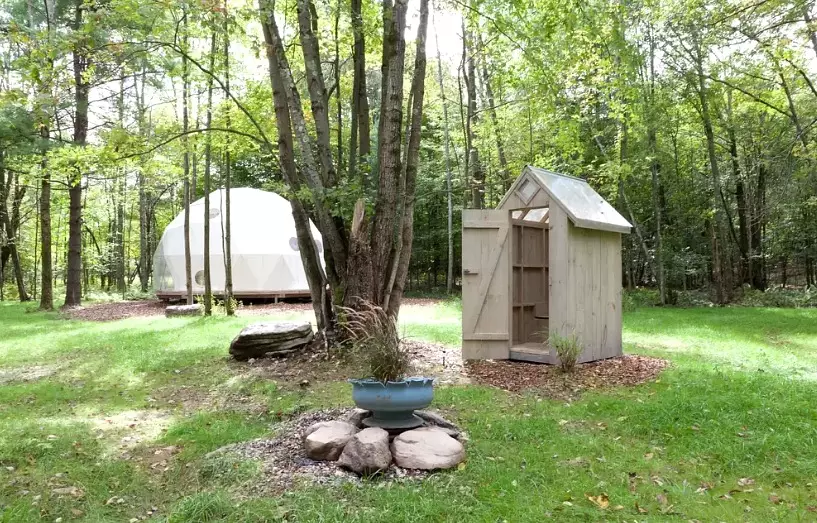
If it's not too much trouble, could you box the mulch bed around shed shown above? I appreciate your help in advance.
[465,355,669,400]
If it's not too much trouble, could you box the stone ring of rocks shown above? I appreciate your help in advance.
[209,408,466,494]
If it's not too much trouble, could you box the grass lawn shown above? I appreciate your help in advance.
[1,300,817,522]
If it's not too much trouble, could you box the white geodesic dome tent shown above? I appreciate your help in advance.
[153,188,323,300]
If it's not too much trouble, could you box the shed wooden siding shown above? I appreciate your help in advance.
[462,210,511,360]
[550,219,622,362]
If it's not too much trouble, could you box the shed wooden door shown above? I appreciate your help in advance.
[462,209,511,360]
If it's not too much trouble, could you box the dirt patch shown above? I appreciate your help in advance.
[212,408,429,495]
[0,364,61,385]
[403,339,467,385]
[63,300,167,321]
[465,355,669,400]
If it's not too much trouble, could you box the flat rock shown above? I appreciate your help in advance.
[415,410,461,438]
[338,427,391,474]
[391,427,465,470]
[230,322,314,360]
[165,304,203,317]
[303,421,358,461]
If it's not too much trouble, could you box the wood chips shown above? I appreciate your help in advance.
[465,355,669,400]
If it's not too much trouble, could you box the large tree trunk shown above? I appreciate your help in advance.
[64,0,89,308]
[371,0,408,304]
[203,29,217,316]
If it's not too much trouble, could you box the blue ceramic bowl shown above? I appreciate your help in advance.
[349,377,434,429]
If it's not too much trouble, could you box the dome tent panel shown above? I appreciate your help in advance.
[153,188,323,299]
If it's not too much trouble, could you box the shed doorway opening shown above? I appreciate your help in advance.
[511,207,550,361]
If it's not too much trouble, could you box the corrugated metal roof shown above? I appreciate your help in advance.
[507,166,632,234]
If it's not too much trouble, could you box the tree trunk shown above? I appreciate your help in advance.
[222,1,234,315]
[65,0,89,308]
[646,27,666,304]
[371,0,409,304]
[693,38,730,304]
[433,0,454,294]
[477,33,509,190]
[260,0,333,332]
[463,25,484,209]
[349,0,371,183]
[182,9,193,305]
[386,0,429,317]
[203,29,217,316]
[297,0,337,187]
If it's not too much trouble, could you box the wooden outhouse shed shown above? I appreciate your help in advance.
[462,166,632,364]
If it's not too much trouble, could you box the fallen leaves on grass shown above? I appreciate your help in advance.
[586,493,610,509]
[738,477,755,487]
[465,355,668,399]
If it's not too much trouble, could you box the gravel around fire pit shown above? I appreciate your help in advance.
[209,409,432,495]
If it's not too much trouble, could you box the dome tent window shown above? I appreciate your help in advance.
[289,237,299,251]
[208,208,221,219]
[152,188,325,299]
[194,270,205,285]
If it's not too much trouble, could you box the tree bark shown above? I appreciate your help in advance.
[223,1,234,315]
[203,29,217,316]
[463,26,484,209]
[386,0,429,317]
[64,0,89,308]
[0,156,29,301]
[477,33,509,190]
[297,0,337,187]
[260,0,333,332]
[349,0,371,184]
[182,8,193,305]
[693,37,730,304]
[371,0,408,304]
[646,26,665,304]
[432,0,454,294]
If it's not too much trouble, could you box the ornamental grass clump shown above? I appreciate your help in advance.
[339,301,410,382]
[549,331,583,372]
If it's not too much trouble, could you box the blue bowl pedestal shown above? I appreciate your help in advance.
[349,377,434,430]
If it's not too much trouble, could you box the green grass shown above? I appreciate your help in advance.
[1,301,817,521]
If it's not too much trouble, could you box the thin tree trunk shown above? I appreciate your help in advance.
[694,38,730,304]
[433,0,454,294]
[463,25,484,209]
[477,33,509,190]
[38,0,55,310]
[182,8,193,305]
[203,29,217,316]
[65,0,89,307]
[260,0,333,332]
[349,0,370,183]
[386,0,429,317]
[223,1,234,315]
[646,28,665,304]
[297,0,337,187]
